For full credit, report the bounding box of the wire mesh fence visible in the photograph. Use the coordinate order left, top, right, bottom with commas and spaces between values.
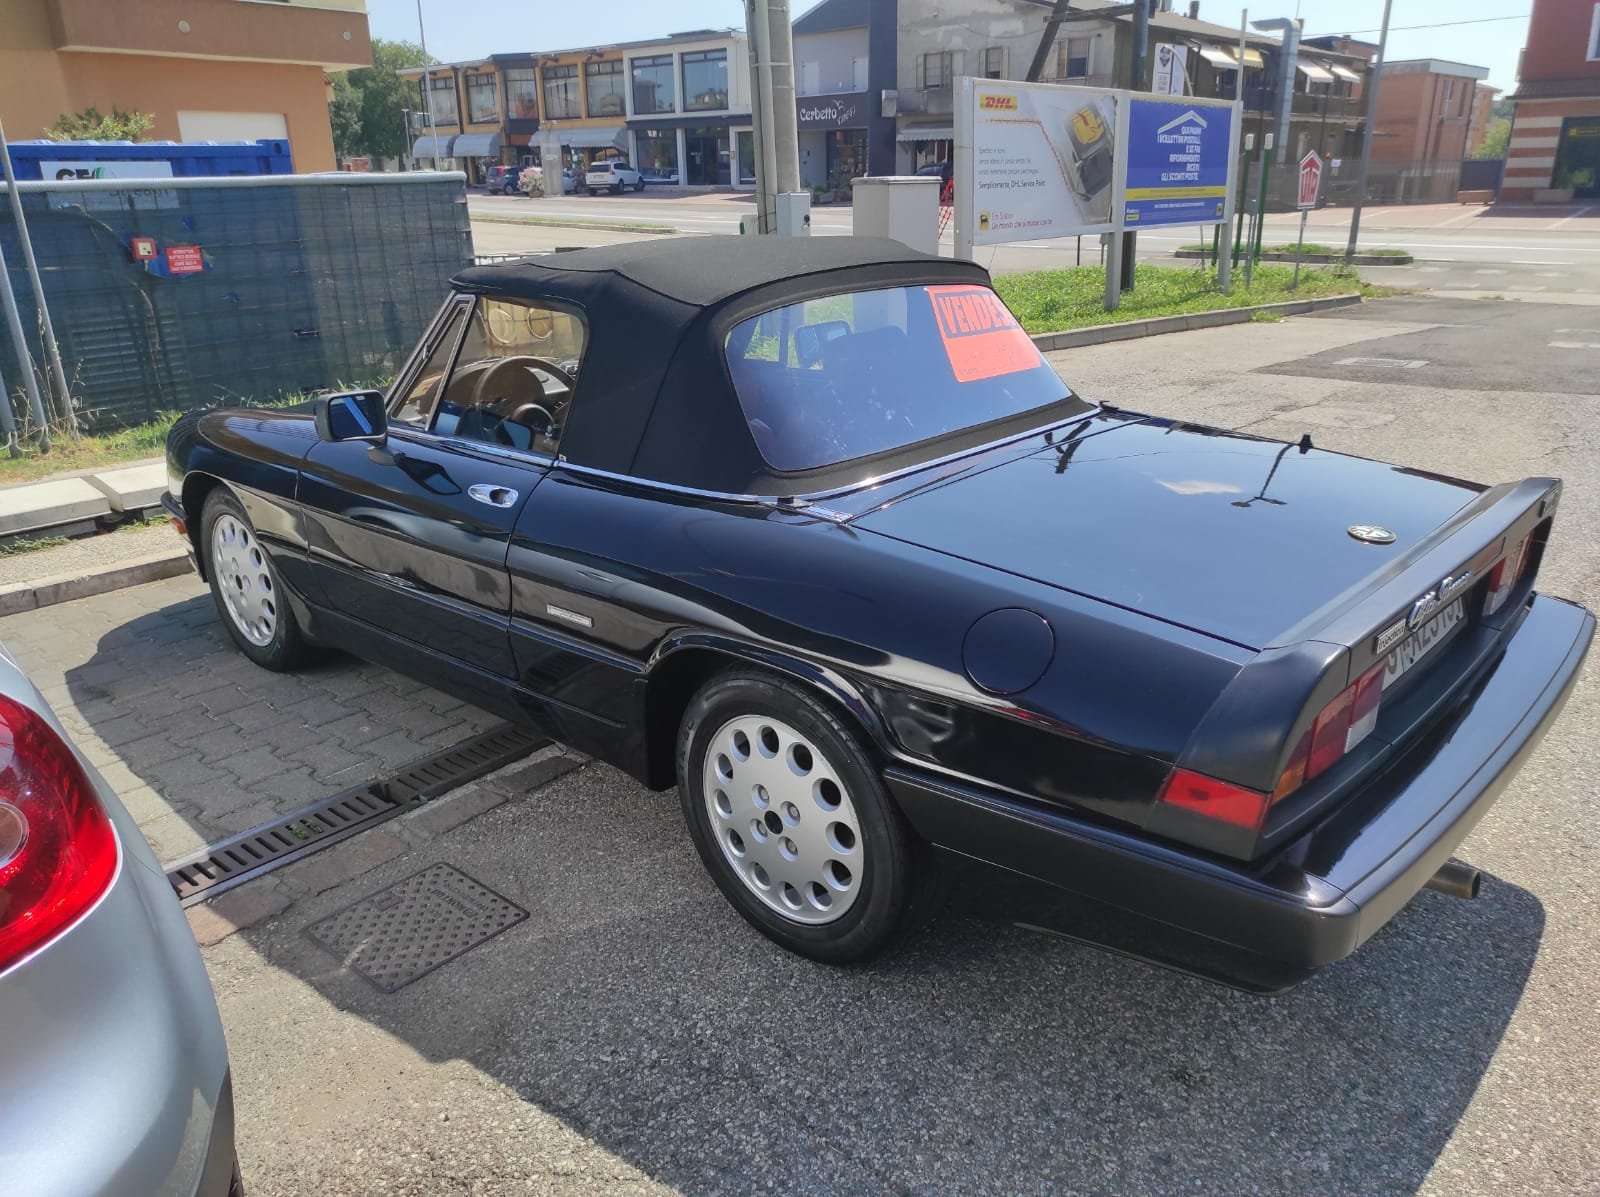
0, 173, 472, 430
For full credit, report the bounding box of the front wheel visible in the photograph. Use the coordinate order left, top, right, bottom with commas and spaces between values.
610, 182, 622, 195
635, 178, 646, 192
677, 670, 938, 963
201, 489, 307, 672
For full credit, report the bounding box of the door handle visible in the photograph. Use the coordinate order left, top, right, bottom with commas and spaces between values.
468, 483, 519, 508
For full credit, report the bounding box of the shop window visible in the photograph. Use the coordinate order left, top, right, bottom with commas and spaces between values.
635, 128, 680, 182
683, 49, 729, 111
504, 68, 537, 120
586, 60, 625, 117
465, 71, 498, 124
632, 55, 676, 114
544, 64, 580, 119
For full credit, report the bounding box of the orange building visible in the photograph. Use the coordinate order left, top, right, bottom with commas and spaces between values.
1365, 58, 1491, 203
1504, 0, 1600, 200
0, 0, 371, 173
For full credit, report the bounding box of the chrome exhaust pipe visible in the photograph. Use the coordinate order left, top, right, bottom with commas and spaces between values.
1424, 858, 1481, 900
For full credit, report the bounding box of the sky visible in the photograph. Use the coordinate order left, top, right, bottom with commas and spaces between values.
368, 0, 1529, 94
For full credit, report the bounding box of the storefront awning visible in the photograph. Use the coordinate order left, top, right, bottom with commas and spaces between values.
558, 128, 626, 149
1297, 61, 1336, 83
452, 132, 502, 157
1329, 65, 1362, 83
1197, 45, 1265, 70
410, 134, 456, 158
896, 126, 954, 142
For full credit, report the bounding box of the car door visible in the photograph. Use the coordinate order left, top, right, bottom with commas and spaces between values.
298, 293, 568, 678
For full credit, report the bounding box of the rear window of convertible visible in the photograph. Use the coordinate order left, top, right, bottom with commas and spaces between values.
724, 284, 1067, 472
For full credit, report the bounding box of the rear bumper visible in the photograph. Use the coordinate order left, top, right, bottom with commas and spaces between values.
889, 593, 1593, 989
162, 491, 202, 578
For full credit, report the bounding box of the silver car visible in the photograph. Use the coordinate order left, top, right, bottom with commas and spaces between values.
0, 646, 237, 1196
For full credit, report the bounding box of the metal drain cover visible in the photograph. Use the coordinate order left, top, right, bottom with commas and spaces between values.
306, 864, 528, 993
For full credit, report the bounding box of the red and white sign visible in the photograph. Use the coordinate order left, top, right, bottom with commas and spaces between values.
1297, 151, 1324, 210
164, 244, 205, 275
926, 285, 1044, 383
129, 236, 158, 261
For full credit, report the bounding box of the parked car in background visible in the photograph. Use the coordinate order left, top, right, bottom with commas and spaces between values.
0, 647, 237, 1195
484, 164, 520, 195
165, 236, 1592, 993
585, 158, 644, 194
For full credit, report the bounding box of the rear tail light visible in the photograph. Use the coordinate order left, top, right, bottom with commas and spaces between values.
0, 695, 118, 972
1484, 535, 1531, 617
1157, 768, 1271, 832
1272, 660, 1387, 805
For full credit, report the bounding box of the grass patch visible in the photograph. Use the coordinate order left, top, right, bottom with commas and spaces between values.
994, 262, 1372, 335
0, 532, 70, 557
0, 378, 389, 486
1179, 241, 1409, 258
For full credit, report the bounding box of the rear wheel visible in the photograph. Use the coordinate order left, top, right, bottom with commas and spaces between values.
677, 670, 938, 962
201, 489, 306, 671
610, 182, 622, 195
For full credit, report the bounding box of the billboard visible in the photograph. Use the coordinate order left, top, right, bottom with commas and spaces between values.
1122, 98, 1233, 227
959, 78, 1119, 244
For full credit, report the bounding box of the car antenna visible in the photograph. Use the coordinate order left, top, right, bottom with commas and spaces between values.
1298, 433, 1314, 453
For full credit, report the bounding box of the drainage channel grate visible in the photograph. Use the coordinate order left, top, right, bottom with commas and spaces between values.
165, 724, 545, 907
306, 863, 529, 992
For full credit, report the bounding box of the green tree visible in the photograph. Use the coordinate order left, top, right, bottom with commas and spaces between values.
1472, 117, 1511, 160
331, 38, 434, 164
44, 106, 154, 141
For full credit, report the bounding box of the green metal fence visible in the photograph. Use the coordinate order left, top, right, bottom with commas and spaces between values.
0, 172, 472, 429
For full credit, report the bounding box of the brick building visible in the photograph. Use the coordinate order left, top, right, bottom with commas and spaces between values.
0, 0, 370, 173
1504, 0, 1600, 200
1366, 59, 1491, 202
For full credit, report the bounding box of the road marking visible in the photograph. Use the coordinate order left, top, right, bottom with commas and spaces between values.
1555, 328, 1600, 333
1439, 208, 1487, 228
1335, 357, 1430, 369
1549, 205, 1597, 230
1474, 268, 1508, 275
1548, 341, 1600, 349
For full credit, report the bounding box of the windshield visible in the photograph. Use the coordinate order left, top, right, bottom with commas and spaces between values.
724, 284, 1068, 472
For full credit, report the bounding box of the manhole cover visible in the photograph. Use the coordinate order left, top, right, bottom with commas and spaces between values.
306, 864, 528, 993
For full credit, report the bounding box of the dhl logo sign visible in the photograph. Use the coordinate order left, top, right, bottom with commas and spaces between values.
978, 93, 1019, 111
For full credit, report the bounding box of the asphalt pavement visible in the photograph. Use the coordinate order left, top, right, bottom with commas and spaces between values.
128, 293, 1599, 1195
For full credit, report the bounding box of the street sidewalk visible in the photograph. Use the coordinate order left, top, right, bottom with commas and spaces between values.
0, 455, 166, 537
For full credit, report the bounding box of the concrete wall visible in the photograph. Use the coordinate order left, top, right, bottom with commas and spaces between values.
794, 26, 869, 96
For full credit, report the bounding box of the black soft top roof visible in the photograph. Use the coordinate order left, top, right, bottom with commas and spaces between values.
450, 236, 996, 494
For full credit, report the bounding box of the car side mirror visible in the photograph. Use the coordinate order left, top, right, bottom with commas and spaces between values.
314, 390, 388, 443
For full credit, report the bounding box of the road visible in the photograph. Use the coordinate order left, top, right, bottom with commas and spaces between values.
12, 291, 1596, 1195
469, 192, 1600, 296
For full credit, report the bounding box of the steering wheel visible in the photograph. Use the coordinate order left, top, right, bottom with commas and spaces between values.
501, 400, 556, 435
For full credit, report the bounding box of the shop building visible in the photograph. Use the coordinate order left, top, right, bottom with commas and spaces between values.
622, 30, 753, 188
1502, 0, 1600, 201
531, 45, 629, 174
792, 0, 886, 197
401, 59, 506, 184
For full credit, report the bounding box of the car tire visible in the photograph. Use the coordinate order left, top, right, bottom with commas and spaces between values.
611, 182, 622, 195
586, 187, 596, 196
200, 488, 307, 672
636, 178, 646, 191
677, 669, 939, 963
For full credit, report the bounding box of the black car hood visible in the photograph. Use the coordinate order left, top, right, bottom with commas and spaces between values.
853, 418, 1485, 650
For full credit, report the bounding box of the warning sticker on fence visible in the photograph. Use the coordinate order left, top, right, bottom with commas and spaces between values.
927, 285, 1043, 383
165, 244, 205, 275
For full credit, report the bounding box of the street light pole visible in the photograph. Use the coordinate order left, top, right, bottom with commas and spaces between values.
1344, 0, 1393, 265
415, 0, 439, 166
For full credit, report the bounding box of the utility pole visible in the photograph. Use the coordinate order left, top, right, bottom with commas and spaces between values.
1026, 0, 1074, 82
1122, 0, 1151, 291
1344, 0, 1393, 265
745, 0, 802, 233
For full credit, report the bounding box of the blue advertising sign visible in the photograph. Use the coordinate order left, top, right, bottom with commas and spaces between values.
1122, 98, 1234, 227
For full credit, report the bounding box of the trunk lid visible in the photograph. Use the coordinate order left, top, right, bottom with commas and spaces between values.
853, 418, 1486, 650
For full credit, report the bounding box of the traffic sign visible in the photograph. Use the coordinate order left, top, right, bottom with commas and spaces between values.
1297, 151, 1323, 210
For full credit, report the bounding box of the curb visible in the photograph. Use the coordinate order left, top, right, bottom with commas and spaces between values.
1174, 249, 1413, 265
1028, 293, 1363, 351
0, 548, 190, 617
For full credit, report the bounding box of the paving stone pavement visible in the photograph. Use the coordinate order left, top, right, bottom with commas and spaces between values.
0, 573, 502, 865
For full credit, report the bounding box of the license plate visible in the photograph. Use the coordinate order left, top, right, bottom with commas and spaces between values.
1383, 598, 1464, 690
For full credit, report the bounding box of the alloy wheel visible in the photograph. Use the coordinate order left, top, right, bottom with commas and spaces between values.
702, 714, 864, 925
210, 513, 277, 647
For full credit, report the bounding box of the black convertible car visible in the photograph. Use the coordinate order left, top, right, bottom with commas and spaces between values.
166, 236, 1592, 989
